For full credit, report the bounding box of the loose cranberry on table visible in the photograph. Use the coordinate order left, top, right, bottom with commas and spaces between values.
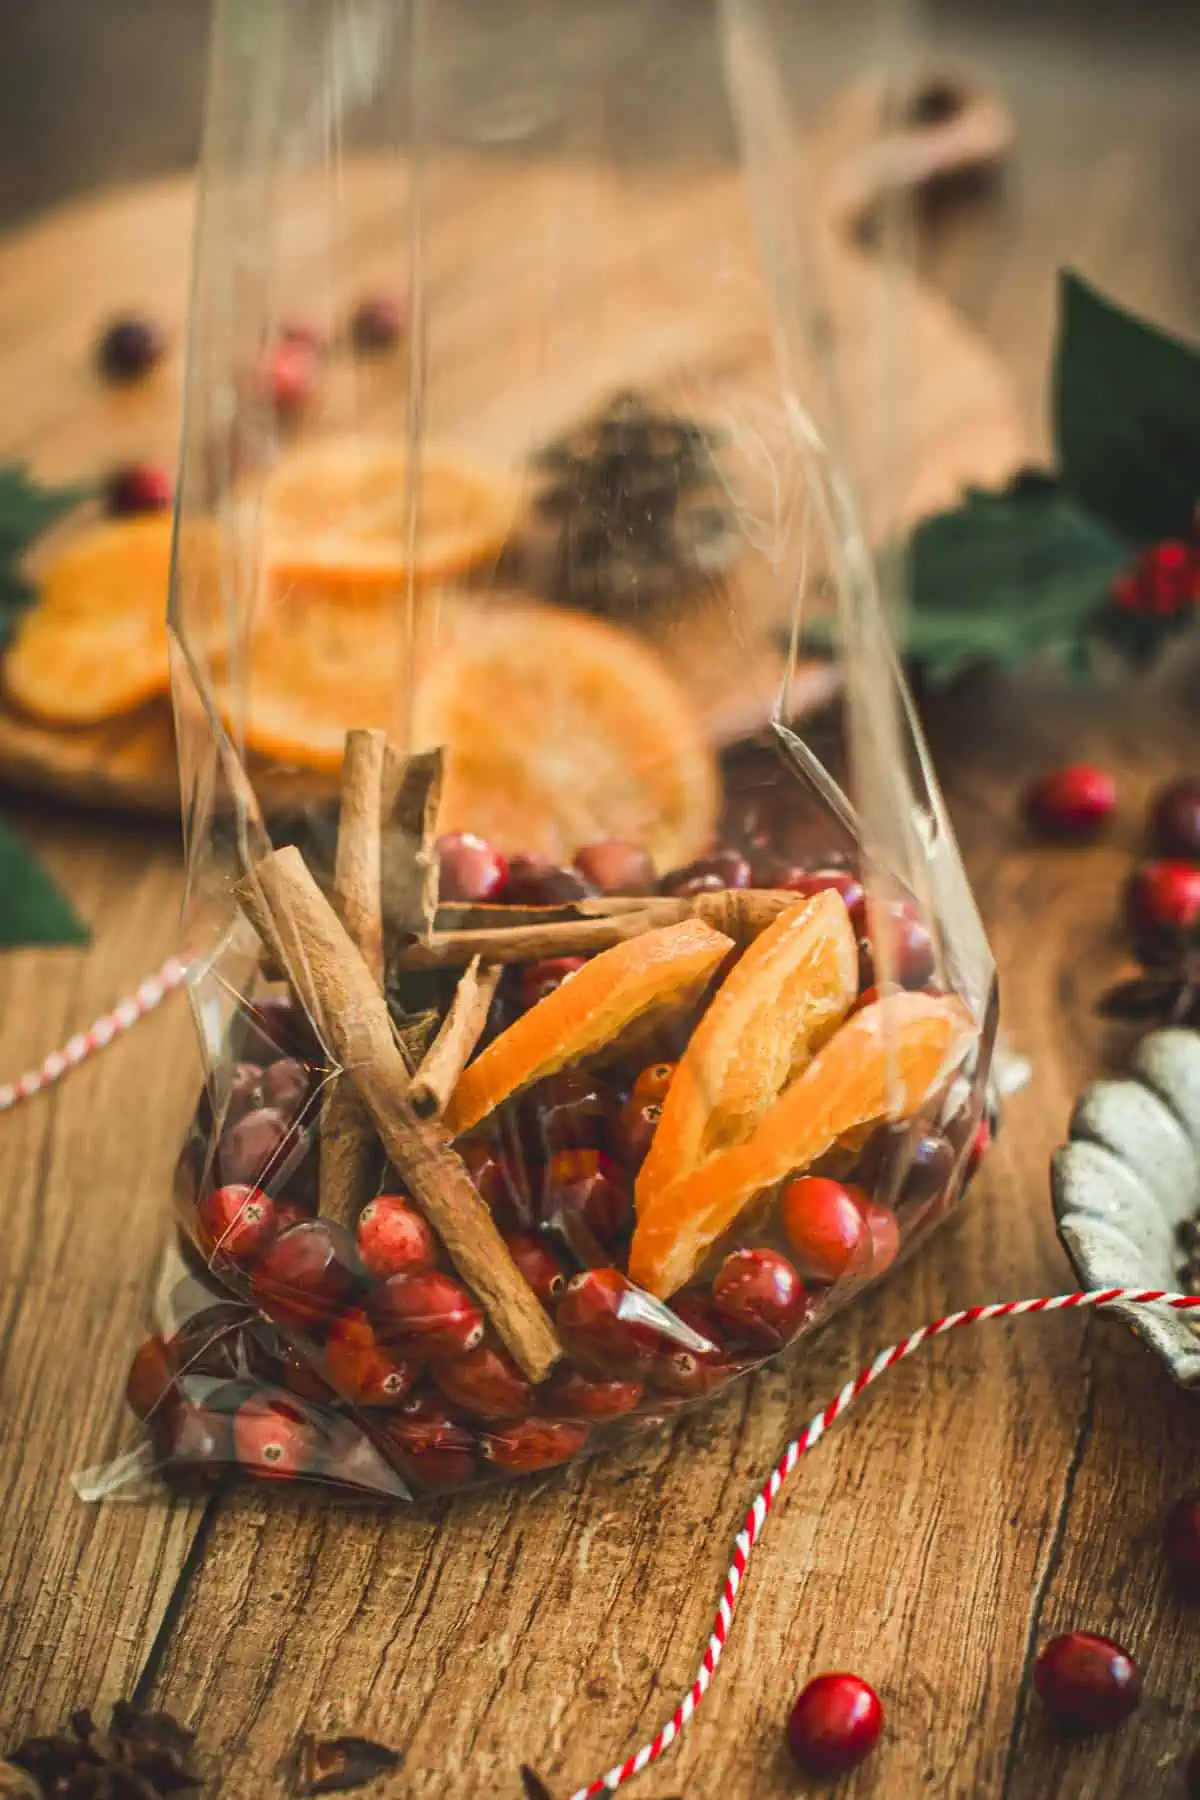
787, 1672, 883, 1777
502, 857, 596, 906
250, 1220, 360, 1332
436, 831, 508, 903
325, 1308, 418, 1407
573, 840, 656, 896
195, 1183, 278, 1267
1033, 1631, 1141, 1731
261, 338, 317, 416
544, 1149, 632, 1243
519, 956, 587, 1011
106, 461, 173, 517
542, 1368, 643, 1421
779, 1177, 871, 1282
96, 313, 164, 382
1024, 764, 1117, 841
711, 1248, 806, 1349
350, 293, 406, 352
1163, 1490, 1200, 1597
612, 1095, 662, 1171
233, 1394, 323, 1482
660, 849, 752, 896
1150, 778, 1200, 861
480, 1417, 589, 1473
356, 1194, 438, 1279
504, 1232, 566, 1306
1125, 861, 1200, 959
555, 1268, 662, 1378
433, 1344, 534, 1421
372, 1269, 485, 1360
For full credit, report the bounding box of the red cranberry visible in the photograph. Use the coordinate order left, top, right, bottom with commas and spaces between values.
233, 1394, 321, 1482
125, 1334, 178, 1421
651, 1344, 727, 1400
1033, 1632, 1141, 1731
544, 1149, 631, 1243
519, 956, 587, 1010
779, 1178, 871, 1282
97, 314, 164, 382
262, 338, 317, 415
712, 1248, 805, 1349
764, 866, 865, 914
251, 1220, 360, 1331
107, 462, 173, 517
480, 1417, 588, 1473
351, 293, 406, 352
667, 1287, 751, 1358
573, 840, 656, 896
504, 1232, 566, 1306
326, 1308, 419, 1406
273, 1198, 314, 1233
612, 1096, 662, 1171
556, 1268, 662, 1378
151, 1398, 232, 1483
386, 1408, 476, 1491
1150, 779, 1200, 861
373, 1270, 485, 1360
433, 1344, 533, 1420
502, 857, 596, 906
437, 831, 508, 903
787, 1672, 883, 1776
196, 1183, 278, 1267
458, 1139, 528, 1233
356, 1194, 438, 1279
631, 1062, 677, 1104
1163, 1491, 1200, 1597
1125, 861, 1200, 960
218, 1106, 304, 1189
899, 1129, 959, 1208
1024, 764, 1117, 842
210, 1060, 264, 1129
660, 850, 751, 896
528, 1069, 615, 1159
542, 1369, 643, 1421
168, 1304, 250, 1381
260, 1057, 312, 1119
268, 1339, 338, 1404
861, 1199, 901, 1275
232, 996, 316, 1065
858, 902, 936, 989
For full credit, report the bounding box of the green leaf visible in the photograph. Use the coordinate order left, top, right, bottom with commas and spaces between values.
0, 818, 89, 948
1053, 271, 1200, 544
0, 464, 90, 652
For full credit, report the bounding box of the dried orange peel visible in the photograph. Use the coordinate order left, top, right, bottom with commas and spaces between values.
636, 889, 857, 1210
628, 989, 976, 1297
444, 917, 733, 1138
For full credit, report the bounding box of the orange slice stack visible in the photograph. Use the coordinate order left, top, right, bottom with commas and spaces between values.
444, 917, 733, 1139
628, 989, 976, 1297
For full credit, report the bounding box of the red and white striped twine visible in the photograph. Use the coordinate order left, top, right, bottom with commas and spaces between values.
565, 1287, 1200, 1800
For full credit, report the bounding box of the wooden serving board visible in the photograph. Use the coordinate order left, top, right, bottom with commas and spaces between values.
0, 77, 1026, 815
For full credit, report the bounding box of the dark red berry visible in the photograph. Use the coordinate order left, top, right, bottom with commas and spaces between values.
97, 314, 164, 383
218, 1106, 305, 1190
125, 1334, 178, 1421
502, 857, 596, 906
437, 831, 508, 903
433, 1344, 533, 1420
573, 840, 656, 896
519, 956, 587, 1010
667, 1288, 751, 1359
556, 1268, 662, 1378
542, 1369, 643, 1421
167, 1304, 249, 1381
651, 1344, 727, 1400
270, 1340, 338, 1405
262, 339, 317, 415
233, 1394, 320, 1481
861, 1199, 901, 1275
1126, 861, 1200, 958
260, 1056, 312, 1119
528, 1069, 615, 1159
779, 1177, 871, 1282
712, 1248, 806, 1349
858, 901, 937, 989
232, 995, 317, 1065
251, 1220, 360, 1331
356, 1193, 438, 1279
325, 1308, 418, 1407
787, 1672, 883, 1776
106, 462, 173, 517
273, 1198, 314, 1233
897, 1128, 958, 1208
1024, 764, 1117, 842
1150, 779, 1200, 862
196, 1183, 278, 1266
385, 1401, 475, 1486
1033, 1632, 1141, 1731
210, 1060, 264, 1129
612, 1096, 662, 1171
1163, 1491, 1200, 1597
458, 1139, 528, 1233
544, 1149, 631, 1243
480, 1417, 588, 1473
351, 293, 406, 352
660, 850, 751, 896
504, 1232, 566, 1306
373, 1270, 485, 1360
764, 866, 865, 914
151, 1398, 232, 1483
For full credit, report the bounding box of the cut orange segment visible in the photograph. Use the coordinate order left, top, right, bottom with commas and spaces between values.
444, 917, 733, 1138
261, 439, 521, 590
636, 890, 857, 1211
628, 990, 976, 1297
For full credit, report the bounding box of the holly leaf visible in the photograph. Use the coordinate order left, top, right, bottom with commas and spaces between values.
0, 464, 89, 651
1053, 271, 1200, 544
0, 818, 89, 948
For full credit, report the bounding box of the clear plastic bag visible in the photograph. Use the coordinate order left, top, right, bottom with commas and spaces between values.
105, 0, 997, 1501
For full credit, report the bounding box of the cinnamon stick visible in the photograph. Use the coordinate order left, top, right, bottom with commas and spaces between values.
410, 956, 502, 1119
235, 846, 562, 1383
380, 746, 444, 954
320, 730, 388, 1227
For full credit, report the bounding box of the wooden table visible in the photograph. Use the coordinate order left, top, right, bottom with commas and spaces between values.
1, 5, 1198, 1796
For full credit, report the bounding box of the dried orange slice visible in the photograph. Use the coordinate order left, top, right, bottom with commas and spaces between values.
636, 889, 857, 1211
628, 990, 976, 1296
261, 439, 521, 590
32, 515, 176, 617
444, 918, 733, 1139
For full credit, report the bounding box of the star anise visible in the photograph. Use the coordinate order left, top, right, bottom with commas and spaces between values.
1097, 921, 1200, 1030
8, 1704, 201, 1799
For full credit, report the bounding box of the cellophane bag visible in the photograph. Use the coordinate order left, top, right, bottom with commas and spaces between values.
91, 0, 997, 1503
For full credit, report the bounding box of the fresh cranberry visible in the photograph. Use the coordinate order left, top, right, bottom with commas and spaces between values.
612, 1096, 662, 1171
260, 1057, 312, 1119
437, 831, 508, 903
660, 850, 751, 896
858, 901, 937, 989
1024, 764, 1117, 842
897, 1128, 959, 1208
373, 1270, 485, 1360
433, 1344, 533, 1420
779, 1178, 871, 1282
196, 1183, 278, 1266
519, 956, 587, 1010
1033, 1632, 1141, 1731
667, 1287, 749, 1358
251, 1220, 360, 1331
264, 1337, 337, 1405
218, 1106, 305, 1189
787, 1673, 883, 1776
97, 314, 164, 382
1150, 779, 1200, 861
351, 293, 406, 352
356, 1193, 438, 1279
151, 1398, 232, 1483
107, 461, 173, 517
168, 1304, 250, 1381
262, 338, 317, 416
556, 1268, 662, 1378
1163, 1491, 1200, 1596
764, 866, 865, 914
480, 1417, 588, 1473
502, 858, 596, 906
1125, 861, 1200, 960
528, 1069, 615, 1159
125, 1334, 178, 1421
273, 1197, 314, 1233
542, 1369, 643, 1421
504, 1232, 566, 1306
458, 1139, 529, 1233
861, 1199, 901, 1275
651, 1344, 727, 1400
233, 1394, 321, 1482
544, 1149, 631, 1243
232, 996, 317, 1065
573, 840, 656, 896
326, 1308, 418, 1406
206, 1060, 264, 1130
712, 1248, 805, 1348
385, 1407, 475, 1490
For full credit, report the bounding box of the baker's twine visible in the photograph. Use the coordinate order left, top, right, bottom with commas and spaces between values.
0, 964, 1191, 1800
